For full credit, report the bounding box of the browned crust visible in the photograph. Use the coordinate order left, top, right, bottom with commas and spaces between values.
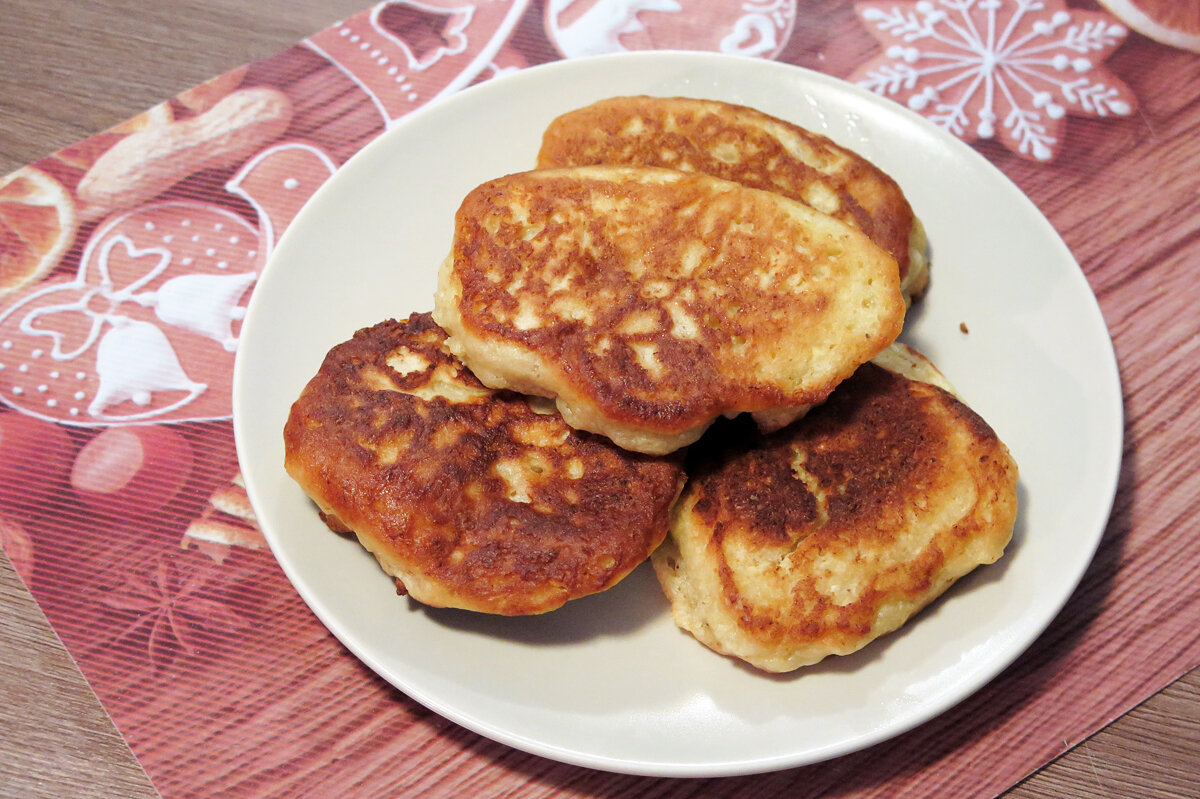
538, 95, 916, 281
445, 166, 904, 438
283, 314, 685, 615
660, 362, 1018, 668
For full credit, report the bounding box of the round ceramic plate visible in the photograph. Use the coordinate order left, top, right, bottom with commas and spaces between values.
233, 52, 1122, 777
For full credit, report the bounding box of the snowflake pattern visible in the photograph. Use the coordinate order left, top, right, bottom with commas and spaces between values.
850, 0, 1138, 161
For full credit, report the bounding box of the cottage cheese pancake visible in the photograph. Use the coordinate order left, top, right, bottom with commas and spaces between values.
283, 314, 685, 616
434, 166, 906, 455
651, 344, 1018, 672
538, 95, 929, 302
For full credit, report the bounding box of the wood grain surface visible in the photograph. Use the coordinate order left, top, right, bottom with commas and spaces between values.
2, 1, 1198, 797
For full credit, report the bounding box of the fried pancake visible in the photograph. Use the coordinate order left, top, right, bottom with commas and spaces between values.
651, 344, 1018, 672
537, 95, 929, 302
283, 314, 685, 616
433, 165, 906, 455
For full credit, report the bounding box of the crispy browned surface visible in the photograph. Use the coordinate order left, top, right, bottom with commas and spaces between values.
283, 314, 684, 616
436, 165, 905, 453
652, 359, 1018, 672
538, 95, 920, 288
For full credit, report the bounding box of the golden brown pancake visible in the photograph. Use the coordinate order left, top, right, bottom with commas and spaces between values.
283, 314, 685, 616
538, 95, 929, 302
651, 345, 1018, 672
433, 165, 906, 455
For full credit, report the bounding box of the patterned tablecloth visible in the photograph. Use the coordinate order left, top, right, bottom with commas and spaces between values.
1, 1, 1198, 796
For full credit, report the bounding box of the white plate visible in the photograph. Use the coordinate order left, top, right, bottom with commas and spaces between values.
233, 52, 1122, 777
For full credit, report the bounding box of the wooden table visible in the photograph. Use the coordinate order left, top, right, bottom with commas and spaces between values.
1, 1, 1197, 796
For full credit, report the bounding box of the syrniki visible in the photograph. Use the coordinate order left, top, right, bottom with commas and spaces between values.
284, 314, 684, 616
651, 344, 1019, 672
434, 165, 906, 454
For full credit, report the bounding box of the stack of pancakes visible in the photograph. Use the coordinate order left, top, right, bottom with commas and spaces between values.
284, 96, 1018, 672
